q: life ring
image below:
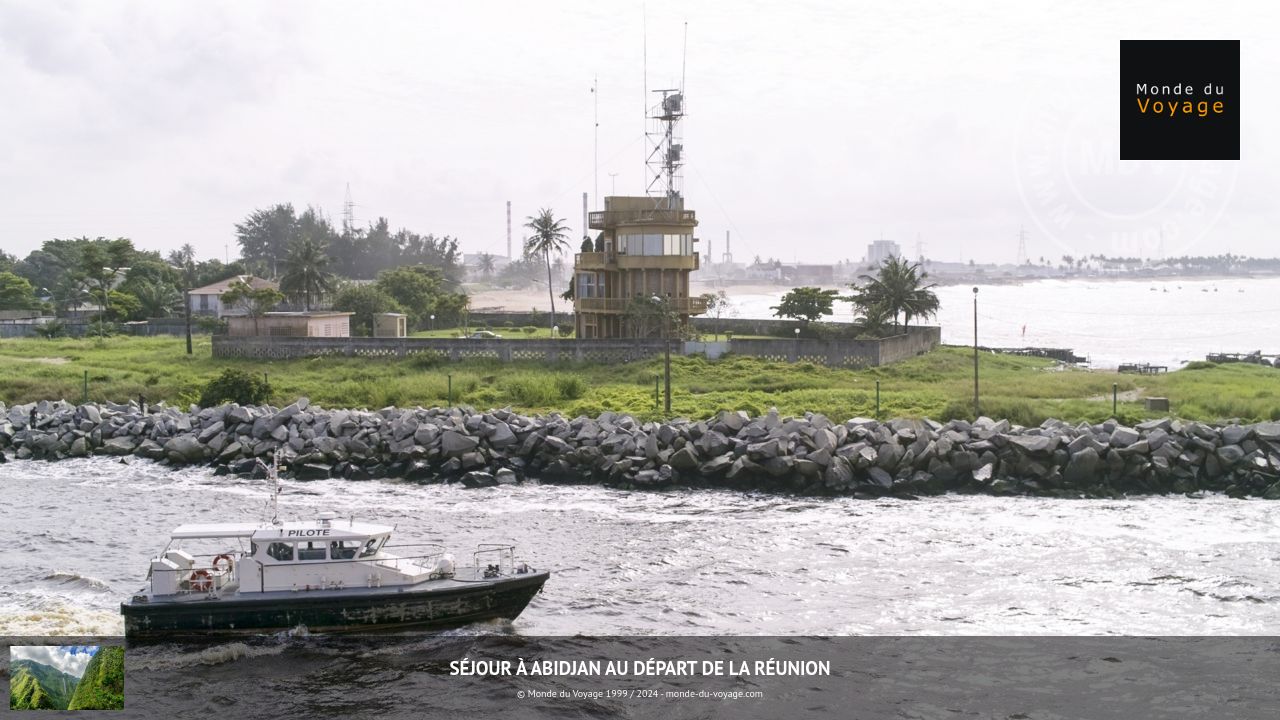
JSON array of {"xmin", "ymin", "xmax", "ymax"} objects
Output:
[
  {"xmin": 189, "ymin": 569, "xmax": 213, "ymax": 593},
  {"xmin": 213, "ymin": 554, "xmax": 234, "ymax": 572}
]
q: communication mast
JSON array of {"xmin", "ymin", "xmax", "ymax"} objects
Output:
[
  {"xmin": 645, "ymin": 23, "xmax": 688, "ymax": 203},
  {"xmin": 646, "ymin": 88, "xmax": 685, "ymax": 201},
  {"xmin": 342, "ymin": 184, "xmax": 357, "ymax": 234},
  {"xmin": 1016, "ymin": 225, "xmax": 1029, "ymax": 266}
]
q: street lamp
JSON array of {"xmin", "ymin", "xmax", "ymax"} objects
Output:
[
  {"xmin": 652, "ymin": 295, "xmax": 671, "ymax": 415},
  {"xmin": 430, "ymin": 314, "xmax": 435, "ymax": 332},
  {"xmin": 972, "ymin": 287, "xmax": 979, "ymax": 419},
  {"xmin": 794, "ymin": 326, "xmax": 800, "ymax": 361}
]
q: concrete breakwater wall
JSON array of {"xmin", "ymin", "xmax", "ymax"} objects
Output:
[{"xmin": 3, "ymin": 399, "xmax": 1280, "ymax": 499}]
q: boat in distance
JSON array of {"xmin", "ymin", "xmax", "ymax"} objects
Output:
[{"xmin": 120, "ymin": 510, "xmax": 548, "ymax": 640}]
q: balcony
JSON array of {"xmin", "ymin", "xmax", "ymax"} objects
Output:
[
  {"xmin": 574, "ymin": 253, "xmax": 700, "ymax": 271},
  {"xmin": 588, "ymin": 209, "xmax": 697, "ymax": 229},
  {"xmin": 575, "ymin": 296, "xmax": 709, "ymax": 315},
  {"xmin": 575, "ymin": 252, "xmax": 608, "ymax": 270}
]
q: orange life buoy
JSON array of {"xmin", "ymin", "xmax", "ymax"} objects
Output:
[
  {"xmin": 189, "ymin": 568, "xmax": 213, "ymax": 593},
  {"xmin": 213, "ymin": 554, "xmax": 234, "ymax": 572}
]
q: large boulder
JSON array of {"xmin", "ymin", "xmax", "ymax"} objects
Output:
[
  {"xmin": 1109, "ymin": 427, "xmax": 1140, "ymax": 448},
  {"xmin": 441, "ymin": 430, "xmax": 479, "ymax": 457},
  {"xmin": 101, "ymin": 436, "xmax": 137, "ymax": 456},
  {"xmin": 1063, "ymin": 447, "xmax": 1101, "ymax": 485},
  {"xmin": 163, "ymin": 435, "xmax": 206, "ymax": 463}
]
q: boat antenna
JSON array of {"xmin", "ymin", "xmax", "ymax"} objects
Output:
[{"xmin": 270, "ymin": 449, "xmax": 283, "ymax": 526}]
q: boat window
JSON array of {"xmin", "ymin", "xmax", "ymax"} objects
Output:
[
  {"xmin": 266, "ymin": 542, "xmax": 294, "ymax": 562},
  {"xmin": 298, "ymin": 541, "xmax": 326, "ymax": 562},
  {"xmin": 359, "ymin": 537, "xmax": 384, "ymax": 558},
  {"xmin": 330, "ymin": 540, "xmax": 361, "ymax": 560}
]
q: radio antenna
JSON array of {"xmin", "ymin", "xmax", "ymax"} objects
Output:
[
  {"xmin": 681, "ymin": 21, "xmax": 688, "ymax": 93},
  {"xmin": 269, "ymin": 449, "xmax": 283, "ymax": 525}
]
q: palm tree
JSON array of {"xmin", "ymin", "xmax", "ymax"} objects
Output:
[
  {"xmin": 847, "ymin": 256, "xmax": 939, "ymax": 332},
  {"xmin": 478, "ymin": 252, "xmax": 496, "ymax": 278},
  {"xmin": 132, "ymin": 280, "xmax": 182, "ymax": 318},
  {"xmin": 279, "ymin": 237, "xmax": 335, "ymax": 310},
  {"xmin": 167, "ymin": 244, "xmax": 196, "ymax": 268},
  {"xmin": 523, "ymin": 208, "xmax": 571, "ymax": 331}
]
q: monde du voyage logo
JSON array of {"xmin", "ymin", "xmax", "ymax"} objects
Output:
[{"xmin": 1120, "ymin": 40, "xmax": 1239, "ymax": 160}]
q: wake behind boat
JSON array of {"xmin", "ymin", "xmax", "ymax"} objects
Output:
[{"xmin": 121, "ymin": 458, "xmax": 548, "ymax": 639}]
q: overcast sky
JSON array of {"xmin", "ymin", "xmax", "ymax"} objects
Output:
[
  {"xmin": 1, "ymin": 1, "xmax": 1276, "ymax": 265},
  {"xmin": 11, "ymin": 645, "xmax": 97, "ymax": 678}
]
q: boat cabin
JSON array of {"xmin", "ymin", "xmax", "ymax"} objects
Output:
[{"xmin": 147, "ymin": 511, "xmax": 444, "ymax": 597}]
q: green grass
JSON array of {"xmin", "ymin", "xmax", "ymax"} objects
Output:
[{"xmin": 0, "ymin": 336, "xmax": 1277, "ymax": 425}]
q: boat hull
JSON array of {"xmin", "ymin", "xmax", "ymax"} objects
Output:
[{"xmin": 121, "ymin": 571, "xmax": 548, "ymax": 640}]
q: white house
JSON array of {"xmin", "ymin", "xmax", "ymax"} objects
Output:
[{"xmin": 188, "ymin": 275, "xmax": 277, "ymax": 317}]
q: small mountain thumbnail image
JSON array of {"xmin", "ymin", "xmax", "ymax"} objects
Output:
[{"xmin": 9, "ymin": 645, "xmax": 124, "ymax": 711}]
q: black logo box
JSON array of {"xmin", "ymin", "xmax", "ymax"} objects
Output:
[{"xmin": 1120, "ymin": 39, "xmax": 1239, "ymax": 160}]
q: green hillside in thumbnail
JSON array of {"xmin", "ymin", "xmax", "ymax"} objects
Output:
[
  {"xmin": 66, "ymin": 646, "xmax": 125, "ymax": 710},
  {"xmin": 9, "ymin": 659, "xmax": 78, "ymax": 710}
]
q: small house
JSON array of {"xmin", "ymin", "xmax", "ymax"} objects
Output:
[
  {"xmin": 374, "ymin": 313, "xmax": 408, "ymax": 338},
  {"xmin": 227, "ymin": 311, "xmax": 353, "ymax": 338},
  {"xmin": 189, "ymin": 275, "xmax": 278, "ymax": 317}
]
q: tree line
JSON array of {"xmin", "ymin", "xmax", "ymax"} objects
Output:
[
  {"xmin": 235, "ymin": 203, "xmax": 463, "ymax": 283},
  {"xmin": 0, "ymin": 201, "xmax": 470, "ymax": 334},
  {"xmin": 0, "ymin": 237, "xmax": 246, "ymax": 319}
]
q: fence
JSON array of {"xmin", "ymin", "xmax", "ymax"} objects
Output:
[
  {"xmin": 213, "ymin": 326, "xmax": 941, "ymax": 367},
  {"xmin": 0, "ymin": 320, "xmax": 195, "ymax": 338},
  {"xmin": 213, "ymin": 336, "xmax": 674, "ymax": 363}
]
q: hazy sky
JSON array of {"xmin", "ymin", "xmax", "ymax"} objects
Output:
[{"xmin": 2, "ymin": 1, "xmax": 1276, "ymax": 265}]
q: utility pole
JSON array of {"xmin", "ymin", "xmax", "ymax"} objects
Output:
[
  {"xmin": 592, "ymin": 76, "xmax": 599, "ymax": 209},
  {"xmin": 506, "ymin": 201, "xmax": 512, "ymax": 260},
  {"xmin": 972, "ymin": 287, "xmax": 980, "ymax": 418},
  {"xmin": 184, "ymin": 290, "xmax": 193, "ymax": 355},
  {"xmin": 653, "ymin": 295, "xmax": 672, "ymax": 415}
]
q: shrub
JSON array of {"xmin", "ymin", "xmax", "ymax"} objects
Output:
[
  {"xmin": 522, "ymin": 326, "xmax": 538, "ymax": 335},
  {"xmin": 199, "ymin": 368, "xmax": 272, "ymax": 407},
  {"xmin": 502, "ymin": 374, "xmax": 560, "ymax": 406},
  {"xmin": 555, "ymin": 375, "xmax": 587, "ymax": 400},
  {"xmin": 194, "ymin": 315, "xmax": 228, "ymax": 334},
  {"xmin": 1183, "ymin": 360, "xmax": 1216, "ymax": 370},
  {"xmin": 85, "ymin": 320, "xmax": 119, "ymax": 337},
  {"xmin": 31, "ymin": 320, "xmax": 66, "ymax": 339}
]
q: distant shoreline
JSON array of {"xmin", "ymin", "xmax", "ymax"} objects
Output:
[{"xmin": 467, "ymin": 273, "xmax": 1280, "ymax": 312}]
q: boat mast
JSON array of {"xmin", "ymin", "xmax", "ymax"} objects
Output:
[{"xmin": 270, "ymin": 449, "xmax": 283, "ymax": 526}]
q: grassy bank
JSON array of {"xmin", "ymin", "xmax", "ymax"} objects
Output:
[{"xmin": 0, "ymin": 336, "xmax": 1277, "ymax": 425}]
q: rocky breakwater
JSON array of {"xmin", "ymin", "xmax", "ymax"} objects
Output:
[{"xmin": 3, "ymin": 399, "xmax": 1280, "ymax": 499}]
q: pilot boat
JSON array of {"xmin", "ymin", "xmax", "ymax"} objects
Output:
[{"xmin": 121, "ymin": 460, "xmax": 548, "ymax": 639}]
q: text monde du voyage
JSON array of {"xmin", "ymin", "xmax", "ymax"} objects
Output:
[{"xmin": 1135, "ymin": 82, "xmax": 1227, "ymax": 118}]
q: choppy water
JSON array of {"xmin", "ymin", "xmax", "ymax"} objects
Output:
[
  {"xmin": 4, "ymin": 458, "xmax": 1280, "ymax": 637},
  {"xmin": 728, "ymin": 276, "xmax": 1280, "ymax": 368}
]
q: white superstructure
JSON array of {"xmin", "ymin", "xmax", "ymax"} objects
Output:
[{"xmin": 147, "ymin": 511, "xmax": 456, "ymax": 598}]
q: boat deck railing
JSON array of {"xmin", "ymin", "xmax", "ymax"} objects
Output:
[{"xmin": 473, "ymin": 544, "xmax": 518, "ymax": 577}]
